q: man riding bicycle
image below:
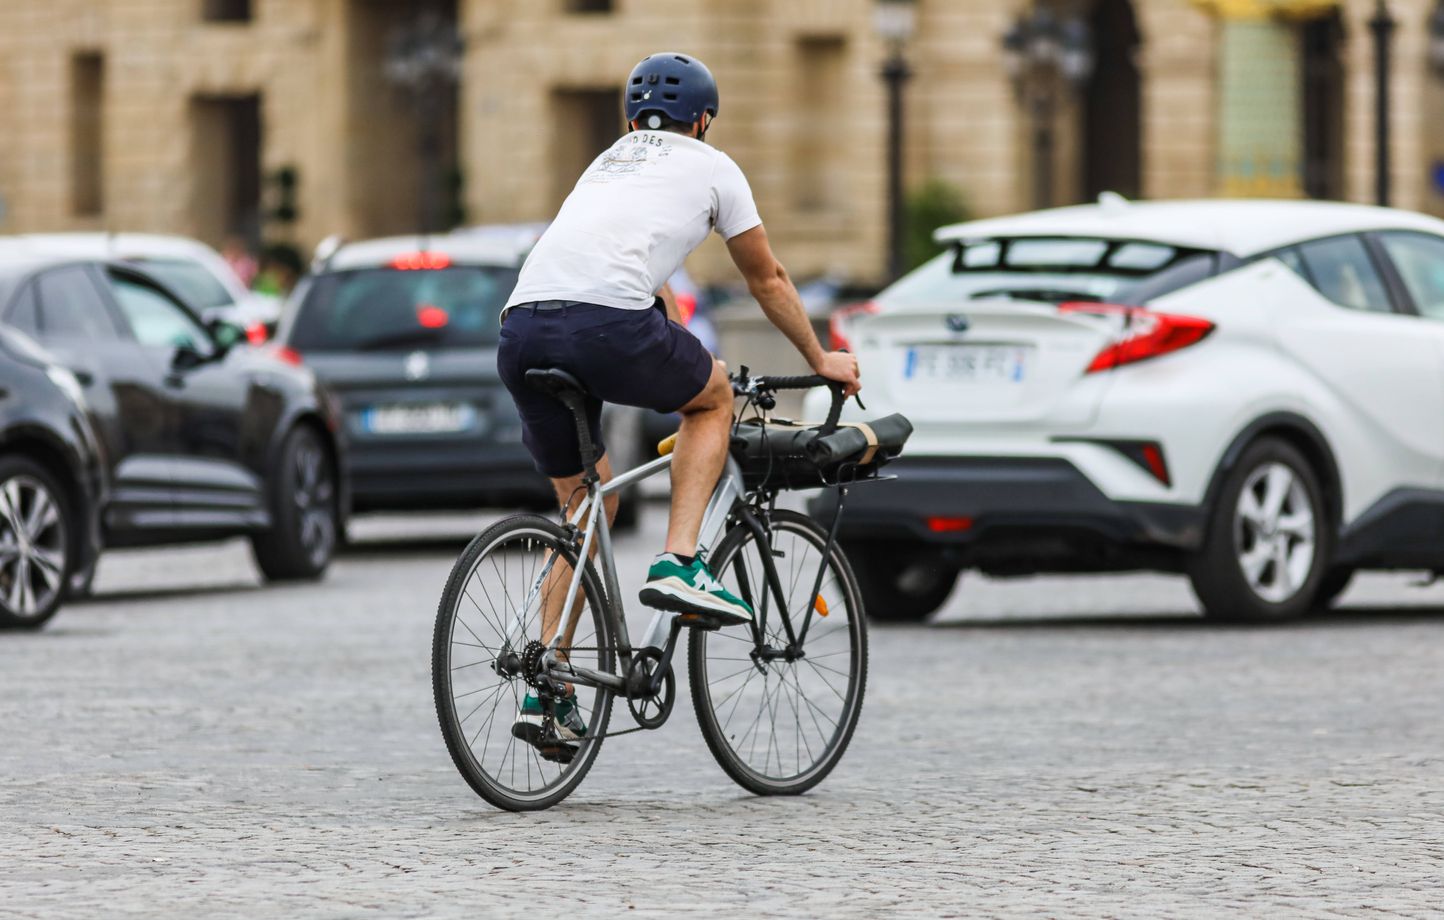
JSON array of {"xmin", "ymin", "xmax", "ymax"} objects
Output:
[{"xmin": 498, "ymin": 52, "xmax": 860, "ymax": 756}]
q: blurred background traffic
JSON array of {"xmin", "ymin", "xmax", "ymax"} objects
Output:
[{"xmin": 4, "ymin": 0, "xmax": 1444, "ymax": 631}]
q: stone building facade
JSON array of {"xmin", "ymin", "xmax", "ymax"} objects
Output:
[{"xmin": 0, "ymin": 0, "xmax": 1442, "ymax": 287}]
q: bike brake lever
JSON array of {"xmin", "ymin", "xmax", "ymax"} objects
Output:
[{"xmin": 853, "ymin": 393, "xmax": 867, "ymax": 411}]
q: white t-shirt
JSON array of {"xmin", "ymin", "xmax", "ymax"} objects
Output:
[{"xmin": 504, "ymin": 131, "xmax": 763, "ymax": 312}]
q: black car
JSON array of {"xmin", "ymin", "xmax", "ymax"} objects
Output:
[
  {"xmin": 0, "ymin": 252, "xmax": 348, "ymax": 592},
  {"xmin": 0, "ymin": 322, "xmax": 105, "ymax": 628},
  {"xmin": 274, "ymin": 235, "xmax": 646, "ymax": 528}
]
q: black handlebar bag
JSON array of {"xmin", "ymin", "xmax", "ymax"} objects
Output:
[{"xmin": 729, "ymin": 413, "xmax": 913, "ymax": 491}]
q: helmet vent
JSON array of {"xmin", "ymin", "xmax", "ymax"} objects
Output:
[
  {"xmin": 664, "ymin": 76, "xmax": 681, "ymax": 85},
  {"xmin": 663, "ymin": 93, "xmax": 678, "ymax": 101},
  {"xmin": 631, "ymin": 76, "xmax": 643, "ymax": 85},
  {"xmin": 674, "ymin": 55, "xmax": 690, "ymax": 63}
]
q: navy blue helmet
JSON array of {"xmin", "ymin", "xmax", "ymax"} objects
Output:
[{"xmin": 624, "ymin": 53, "xmax": 719, "ymax": 128}]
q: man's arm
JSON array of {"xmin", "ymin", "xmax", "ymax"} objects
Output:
[{"xmin": 725, "ymin": 224, "xmax": 861, "ymax": 395}]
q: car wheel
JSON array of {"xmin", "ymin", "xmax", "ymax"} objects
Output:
[
  {"xmin": 1314, "ymin": 567, "xmax": 1355, "ymax": 610},
  {"xmin": 1188, "ymin": 437, "xmax": 1329, "ymax": 621},
  {"xmin": 0, "ymin": 457, "xmax": 72, "ymax": 630},
  {"xmin": 64, "ymin": 555, "xmax": 97, "ymax": 601},
  {"xmin": 844, "ymin": 541, "xmax": 959, "ymax": 623},
  {"xmin": 251, "ymin": 426, "xmax": 337, "ymax": 582}
]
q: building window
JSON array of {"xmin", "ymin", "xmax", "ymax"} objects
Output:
[
  {"xmin": 564, "ymin": 0, "xmax": 613, "ymax": 13},
  {"xmin": 190, "ymin": 95, "xmax": 263, "ymax": 246},
  {"xmin": 71, "ymin": 53, "xmax": 104, "ymax": 217},
  {"xmin": 550, "ymin": 88, "xmax": 622, "ymax": 208},
  {"xmin": 202, "ymin": 0, "xmax": 252, "ymax": 23},
  {"xmin": 792, "ymin": 36, "xmax": 848, "ymax": 212}
]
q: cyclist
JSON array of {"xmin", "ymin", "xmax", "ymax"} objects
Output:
[{"xmin": 499, "ymin": 52, "xmax": 860, "ymax": 756}]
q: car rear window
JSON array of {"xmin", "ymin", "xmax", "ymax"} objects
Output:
[
  {"xmin": 290, "ymin": 265, "xmax": 519, "ymax": 351},
  {"xmin": 880, "ymin": 237, "xmax": 1223, "ymax": 308}
]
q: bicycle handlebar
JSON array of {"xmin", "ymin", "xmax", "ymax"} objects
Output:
[{"xmin": 740, "ymin": 372, "xmax": 846, "ymax": 435}]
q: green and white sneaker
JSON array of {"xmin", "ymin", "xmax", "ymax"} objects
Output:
[
  {"xmin": 512, "ymin": 690, "xmax": 587, "ymax": 764},
  {"xmin": 638, "ymin": 553, "xmax": 753, "ymax": 626}
]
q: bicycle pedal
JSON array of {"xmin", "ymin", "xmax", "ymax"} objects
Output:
[{"xmin": 677, "ymin": 612, "xmax": 722, "ymax": 630}]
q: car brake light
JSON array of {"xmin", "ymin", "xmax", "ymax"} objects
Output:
[
  {"xmin": 389, "ymin": 251, "xmax": 452, "ymax": 271},
  {"xmin": 1059, "ymin": 302, "xmax": 1214, "ymax": 373},
  {"xmin": 416, "ymin": 304, "xmax": 449, "ymax": 329},
  {"xmin": 676, "ymin": 291, "xmax": 697, "ymax": 325},
  {"xmin": 927, "ymin": 516, "xmax": 973, "ymax": 533},
  {"xmin": 829, "ymin": 300, "xmax": 880, "ymax": 352},
  {"xmin": 245, "ymin": 323, "xmax": 270, "ymax": 346},
  {"xmin": 269, "ymin": 345, "xmax": 303, "ymax": 366}
]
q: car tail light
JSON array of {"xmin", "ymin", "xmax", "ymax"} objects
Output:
[
  {"xmin": 676, "ymin": 291, "xmax": 698, "ymax": 325},
  {"xmin": 268, "ymin": 345, "xmax": 304, "ymax": 366},
  {"xmin": 927, "ymin": 515, "xmax": 973, "ymax": 533},
  {"xmin": 389, "ymin": 251, "xmax": 452, "ymax": 271},
  {"xmin": 416, "ymin": 304, "xmax": 449, "ymax": 328},
  {"xmin": 829, "ymin": 300, "xmax": 880, "ymax": 352},
  {"xmin": 1059, "ymin": 302, "xmax": 1214, "ymax": 373},
  {"xmin": 245, "ymin": 322, "xmax": 270, "ymax": 346}
]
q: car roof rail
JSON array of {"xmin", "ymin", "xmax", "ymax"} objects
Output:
[{"xmin": 312, "ymin": 234, "xmax": 346, "ymax": 273}]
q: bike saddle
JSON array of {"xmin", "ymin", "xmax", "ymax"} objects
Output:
[{"xmin": 524, "ymin": 368, "xmax": 590, "ymax": 402}]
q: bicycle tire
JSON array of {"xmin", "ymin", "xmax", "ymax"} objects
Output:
[
  {"xmin": 688, "ymin": 509, "xmax": 868, "ymax": 795},
  {"xmin": 433, "ymin": 514, "xmax": 614, "ymax": 811}
]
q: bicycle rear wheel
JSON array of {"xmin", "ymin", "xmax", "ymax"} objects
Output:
[
  {"xmin": 688, "ymin": 509, "xmax": 868, "ymax": 795},
  {"xmin": 433, "ymin": 514, "xmax": 614, "ymax": 811}
]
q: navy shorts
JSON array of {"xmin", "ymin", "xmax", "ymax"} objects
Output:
[{"xmin": 498, "ymin": 301, "xmax": 715, "ymax": 478}]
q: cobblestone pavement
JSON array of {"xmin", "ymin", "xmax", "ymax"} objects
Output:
[{"xmin": 4, "ymin": 507, "xmax": 1444, "ymax": 918}]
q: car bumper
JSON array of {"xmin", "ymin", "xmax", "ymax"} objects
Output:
[
  {"xmin": 807, "ymin": 457, "xmax": 1206, "ymax": 574},
  {"xmin": 347, "ymin": 438, "xmax": 551, "ymax": 511}
]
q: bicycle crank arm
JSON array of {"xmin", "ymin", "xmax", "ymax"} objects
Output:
[{"xmin": 544, "ymin": 662, "xmax": 627, "ymax": 694}]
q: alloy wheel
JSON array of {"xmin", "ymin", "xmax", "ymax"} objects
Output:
[
  {"xmin": 1233, "ymin": 462, "xmax": 1316, "ymax": 603},
  {"xmin": 293, "ymin": 441, "xmax": 335, "ymax": 568},
  {"xmin": 0, "ymin": 475, "xmax": 67, "ymax": 620}
]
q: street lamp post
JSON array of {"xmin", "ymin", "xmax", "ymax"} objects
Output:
[
  {"xmin": 1369, "ymin": 0, "xmax": 1396, "ymax": 207},
  {"xmin": 1001, "ymin": 4, "xmax": 1095, "ymax": 210},
  {"xmin": 875, "ymin": 0, "xmax": 916, "ymax": 283},
  {"xmin": 384, "ymin": 9, "xmax": 464, "ymax": 234}
]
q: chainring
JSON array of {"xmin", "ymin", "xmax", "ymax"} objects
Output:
[
  {"xmin": 625, "ymin": 648, "xmax": 676, "ymax": 730},
  {"xmin": 520, "ymin": 639, "xmax": 549, "ymax": 691}
]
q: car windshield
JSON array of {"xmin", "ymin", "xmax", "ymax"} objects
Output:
[
  {"xmin": 127, "ymin": 257, "xmax": 236, "ymax": 309},
  {"xmin": 879, "ymin": 237, "xmax": 1222, "ymax": 307},
  {"xmin": 290, "ymin": 265, "xmax": 518, "ymax": 351}
]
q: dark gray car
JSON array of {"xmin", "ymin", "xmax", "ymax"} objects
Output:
[{"xmin": 276, "ymin": 235, "xmax": 645, "ymax": 527}]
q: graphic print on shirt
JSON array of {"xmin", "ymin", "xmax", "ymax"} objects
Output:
[{"xmin": 583, "ymin": 134, "xmax": 673, "ymax": 185}]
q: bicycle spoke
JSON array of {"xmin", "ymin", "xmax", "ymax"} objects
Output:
[
  {"xmin": 436, "ymin": 519, "xmax": 615, "ymax": 808},
  {"xmin": 694, "ymin": 512, "xmax": 863, "ymax": 788}
]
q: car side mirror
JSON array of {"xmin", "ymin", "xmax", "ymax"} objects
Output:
[
  {"xmin": 171, "ymin": 341, "xmax": 209, "ymax": 372},
  {"xmin": 206, "ymin": 317, "xmax": 246, "ymax": 352}
]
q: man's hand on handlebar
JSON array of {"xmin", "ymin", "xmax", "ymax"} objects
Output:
[{"xmin": 813, "ymin": 351, "xmax": 861, "ymax": 398}]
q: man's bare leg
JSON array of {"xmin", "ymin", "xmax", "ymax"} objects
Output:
[
  {"xmin": 665, "ymin": 360, "xmax": 733, "ymax": 555},
  {"xmin": 537, "ymin": 453, "xmax": 617, "ymax": 651}
]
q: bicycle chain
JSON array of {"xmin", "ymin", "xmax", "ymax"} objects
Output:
[{"xmin": 522, "ymin": 646, "xmax": 680, "ymax": 740}]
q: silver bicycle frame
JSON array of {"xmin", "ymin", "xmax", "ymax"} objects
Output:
[{"xmin": 538, "ymin": 453, "xmax": 748, "ymax": 692}]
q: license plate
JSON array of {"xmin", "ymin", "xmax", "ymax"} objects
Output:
[
  {"xmin": 902, "ymin": 344, "xmax": 1031, "ymax": 384},
  {"xmin": 362, "ymin": 403, "xmax": 475, "ymax": 435}
]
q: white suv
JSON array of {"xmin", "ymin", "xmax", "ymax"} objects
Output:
[{"xmin": 811, "ymin": 198, "xmax": 1444, "ymax": 621}]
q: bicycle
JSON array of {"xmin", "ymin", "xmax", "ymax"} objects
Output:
[{"xmin": 432, "ymin": 365, "xmax": 909, "ymax": 811}]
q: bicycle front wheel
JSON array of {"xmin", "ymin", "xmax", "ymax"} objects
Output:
[
  {"xmin": 433, "ymin": 514, "xmax": 614, "ymax": 811},
  {"xmin": 688, "ymin": 509, "xmax": 868, "ymax": 795}
]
